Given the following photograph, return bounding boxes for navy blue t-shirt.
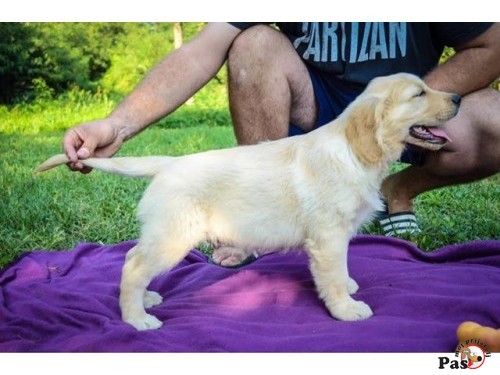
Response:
[229,22,493,86]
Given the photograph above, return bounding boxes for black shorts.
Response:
[288,67,427,166]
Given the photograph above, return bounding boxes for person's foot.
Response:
[378,174,421,237]
[378,210,421,237]
[210,246,259,268]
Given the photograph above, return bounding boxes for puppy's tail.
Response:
[35,154,174,178]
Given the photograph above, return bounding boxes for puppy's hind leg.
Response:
[119,234,198,331]
[121,245,162,308]
[119,245,164,330]
[120,246,163,308]
[143,290,163,308]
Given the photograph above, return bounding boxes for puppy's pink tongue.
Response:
[427,127,452,143]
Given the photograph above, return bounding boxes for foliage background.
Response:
[0,23,208,104]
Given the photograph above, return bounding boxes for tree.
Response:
[0,22,207,104]
[0,23,126,104]
[0,23,35,103]
[173,22,183,49]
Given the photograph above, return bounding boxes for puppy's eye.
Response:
[414,90,426,98]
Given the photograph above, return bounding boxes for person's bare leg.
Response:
[227,25,317,145]
[382,88,500,214]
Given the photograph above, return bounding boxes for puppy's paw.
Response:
[144,290,163,308]
[329,299,373,321]
[347,277,359,295]
[125,313,163,331]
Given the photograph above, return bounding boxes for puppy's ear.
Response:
[345,97,384,165]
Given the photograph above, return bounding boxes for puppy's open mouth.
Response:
[409,125,451,145]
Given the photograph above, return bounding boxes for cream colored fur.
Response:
[36,73,460,330]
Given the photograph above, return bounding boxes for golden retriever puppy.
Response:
[37,73,460,330]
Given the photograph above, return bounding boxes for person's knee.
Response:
[228,25,281,62]
[228,25,283,83]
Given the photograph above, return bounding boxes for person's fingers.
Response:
[66,160,83,170]
[67,162,80,171]
[93,138,123,158]
[61,120,120,172]
[76,147,91,159]
[67,161,93,174]
[63,131,81,162]
[76,135,99,159]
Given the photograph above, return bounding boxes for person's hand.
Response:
[62,119,125,173]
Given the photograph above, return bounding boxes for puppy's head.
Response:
[345,73,460,165]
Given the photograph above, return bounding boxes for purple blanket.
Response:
[1,235,499,352]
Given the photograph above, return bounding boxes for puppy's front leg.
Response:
[306,235,372,321]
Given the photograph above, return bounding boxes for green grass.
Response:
[0,125,236,268]
[1,92,499,268]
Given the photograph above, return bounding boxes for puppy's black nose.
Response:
[452,94,461,106]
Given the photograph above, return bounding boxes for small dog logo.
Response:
[439,339,491,369]
[460,345,486,369]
